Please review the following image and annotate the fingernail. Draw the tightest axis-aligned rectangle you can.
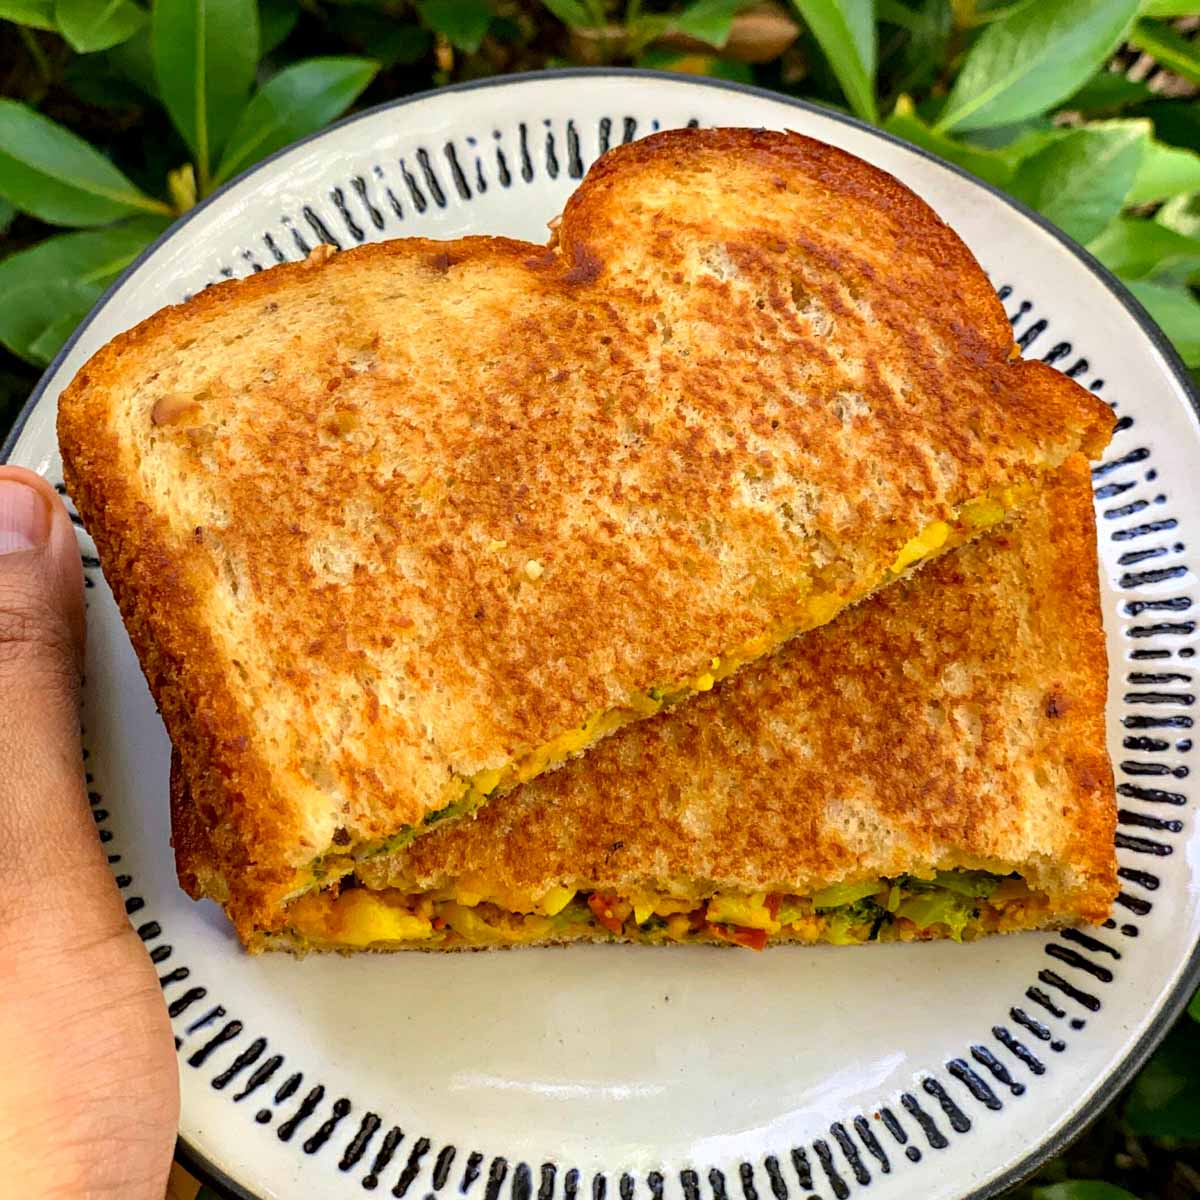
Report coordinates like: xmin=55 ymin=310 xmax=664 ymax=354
xmin=0 ymin=479 xmax=50 ymax=554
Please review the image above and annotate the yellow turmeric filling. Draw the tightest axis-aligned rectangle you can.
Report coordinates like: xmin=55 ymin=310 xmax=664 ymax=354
xmin=303 ymin=485 xmax=1028 ymax=889
xmin=283 ymin=871 xmax=1045 ymax=952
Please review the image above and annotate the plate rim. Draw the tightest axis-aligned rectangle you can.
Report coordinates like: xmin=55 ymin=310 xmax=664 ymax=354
xmin=8 ymin=66 xmax=1200 ymax=1200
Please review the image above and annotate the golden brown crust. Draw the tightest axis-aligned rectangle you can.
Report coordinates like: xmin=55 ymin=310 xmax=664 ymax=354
xmin=365 ymin=455 xmax=1116 ymax=927
xmin=62 ymin=128 xmax=1114 ymax=932
xmin=176 ymin=458 xmax=1116 ymax=945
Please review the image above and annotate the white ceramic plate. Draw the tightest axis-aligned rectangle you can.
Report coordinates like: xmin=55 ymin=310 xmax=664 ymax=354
xmin=7 ymin=70 xmax=1200 ymax=1200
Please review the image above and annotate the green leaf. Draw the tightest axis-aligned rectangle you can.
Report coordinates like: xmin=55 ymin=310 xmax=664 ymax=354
xmin=259 ymin=0 xmax=296 ymax=56
xmin=702 ymin=57 xmax=755 ymax=82
xmin=1062 ymin=70 xmax=1153 ymax=114
xmin=1140 ymin=0 xmax=1200 ymax=14
xmin=790 ymin=0 xmax=878 ymax=124
xmin=0 ymin=100 xmax=170 ymax=226
xmin=1088 ymin=216 xmax=1200 ymax=281
xmin=1130 ymin=19 xmax=1200 ymax=84
xmin=153 ymin=0 xmax=260 ymax=186
xmin=56 ymin=0 xmax=146 ymax=52
xmin=539 ymin=0 xmax=595 ymax=25
xmin=0 ymin=197 xmax=13 ymax=234
xmin=107 ymin=25 xmax=158 ymax=97
xmin=0 ymin=218 xmax=165 ymax=365
xmin=885 ymin=95 xmax=1018 ymax=187
xmin=65 ymin=52 xmax=152 ymax=107
xmin=1127 ymin=138 xmax=1200 ymax=204
xmin=961 ymin=117 xmax=1070 ymax=159
xmin=1124 ymin=1016 xmax=1200 ymax=1133
xmin=416 ymin=0 xmax=492 ymax=52
xmin=1010 ymin=120 xmax=1148 ymax=244
xmin=1128 ymin=281 xmax=1200 ymax=364
xmin=672 ymin=0 xmax=747 ymax=48
xmin=1188 ymin=986 xmax=1200 ymax=1022
xmin=625 ymin=11 xmax=670 ymax=52
xmin=214 ymin=56 xmax=378 ymax=186
xmin=1032 ymin=1185 xmax=1141 ymax=1200
xmin=936 ymin=0 xmax=1140 ymax=133
xmin=26 ymin=313 xmax=84 ymax=363
xmin=0 ymin=0 xmax=56 ymax=29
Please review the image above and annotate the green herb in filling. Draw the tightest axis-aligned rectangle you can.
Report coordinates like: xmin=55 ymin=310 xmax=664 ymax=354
xmin=893 ymin=891 xmax=974 ymax=941
xmin=550 ymin=901 xmax=595 ymax=928
xmin=811 ymin=879 xmax=884 ymax=909
xmin=825 ymin=897 xmax=887 ymax=944
xmin=813 ymin=870 xmax=1014 ymax=943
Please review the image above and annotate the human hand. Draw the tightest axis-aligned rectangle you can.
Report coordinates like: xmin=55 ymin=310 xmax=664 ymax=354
xmin=0 ymin=466 xmax=178 ymax=1198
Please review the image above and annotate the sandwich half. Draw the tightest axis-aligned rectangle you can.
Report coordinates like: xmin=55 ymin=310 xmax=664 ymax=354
xmin=172 ymin=455 xmax=1116 ymax=950
xmin=62 ymin=127 xmax=1113 ymax=937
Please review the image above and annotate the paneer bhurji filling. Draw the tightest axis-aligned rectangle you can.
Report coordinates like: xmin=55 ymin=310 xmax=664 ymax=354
xmin=281 ymin=870 xmax=1046 ymax=951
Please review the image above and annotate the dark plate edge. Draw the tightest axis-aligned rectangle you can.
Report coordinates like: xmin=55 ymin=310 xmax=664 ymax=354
xmin=175 ymin=1137 xmax=260 ymax=1200
xmin=6 ymin=66 xmax=1198 ymax=1200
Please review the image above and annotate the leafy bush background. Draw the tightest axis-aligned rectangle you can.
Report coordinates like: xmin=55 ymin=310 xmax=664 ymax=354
xmin=2 ymin=1 xmax=1199 ymax=1196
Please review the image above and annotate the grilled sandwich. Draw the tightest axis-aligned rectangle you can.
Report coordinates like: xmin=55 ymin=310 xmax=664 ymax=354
xmin=61 ymin=128 xmax=1113 ymax=937
xmin=173 ymin=456 xmax=1116 ymax=950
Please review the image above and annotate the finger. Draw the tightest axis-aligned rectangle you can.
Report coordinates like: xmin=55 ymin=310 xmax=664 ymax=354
xmin=0 ymin=466 xmax=121 ymax=935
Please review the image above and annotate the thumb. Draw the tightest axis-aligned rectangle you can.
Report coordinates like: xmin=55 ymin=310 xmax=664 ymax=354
xmin=0 ymin=467 xmax=179 ymax=1200
xmin=0 ymin=465 xmax=114 ymax=935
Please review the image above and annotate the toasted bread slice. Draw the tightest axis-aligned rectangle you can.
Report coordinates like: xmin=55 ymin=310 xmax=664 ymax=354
xmin=63 ymin=128 xmax=1113 ymax=935
xmin=176 ymin=457 xmax=1116 ymax=950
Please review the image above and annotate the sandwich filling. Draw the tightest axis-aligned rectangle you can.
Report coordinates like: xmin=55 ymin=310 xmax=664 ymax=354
xmin=302 ymin=486 xmax=1029 ymax=893
xmin=278 ymin=869 xmax=1049 ymax=952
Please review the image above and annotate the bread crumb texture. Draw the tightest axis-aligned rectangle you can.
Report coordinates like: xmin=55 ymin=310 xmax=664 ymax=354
xmin=60 ymin=129 xmax=1113 ymax=934
xmin=364 ymin=456 xmax=1117 ymax=932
